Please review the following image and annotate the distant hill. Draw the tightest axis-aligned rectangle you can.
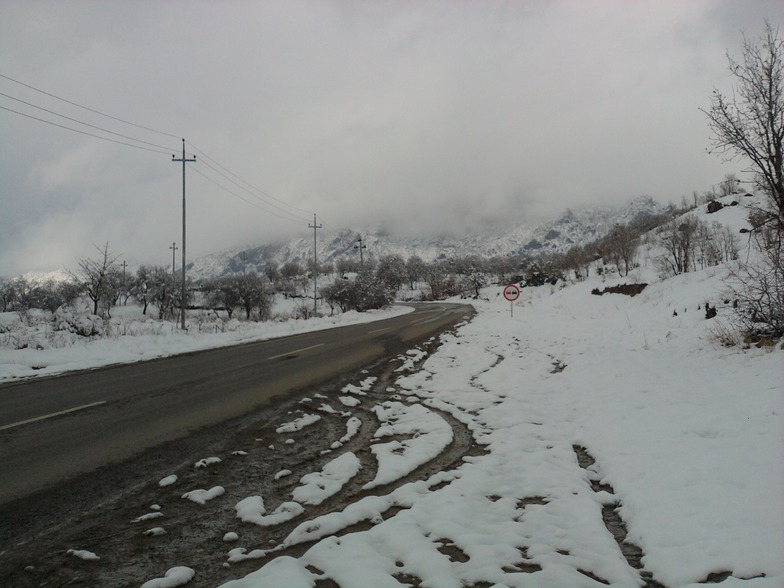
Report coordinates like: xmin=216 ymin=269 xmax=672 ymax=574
xmin=18 ymin=269 xmax=74 ymax=286
xmin=187 ymin=195 xmax=671 ymax=280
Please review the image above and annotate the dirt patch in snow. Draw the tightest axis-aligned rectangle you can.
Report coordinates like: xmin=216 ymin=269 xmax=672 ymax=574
xmin=591 ymin=283 xmax=648 ymax=297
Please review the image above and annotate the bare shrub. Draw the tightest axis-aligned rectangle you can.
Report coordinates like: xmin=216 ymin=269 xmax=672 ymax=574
xmin=726 ymin=240 xmax=783 ymax=339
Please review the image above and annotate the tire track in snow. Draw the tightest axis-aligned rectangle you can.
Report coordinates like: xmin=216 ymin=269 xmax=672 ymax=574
xmin=573 ymin=444 xmax=667 ymax=588
xmin=231 ymin=342 xmax=488 ymax=568
xmin=0 ymin=328 xmax=487 ymax=588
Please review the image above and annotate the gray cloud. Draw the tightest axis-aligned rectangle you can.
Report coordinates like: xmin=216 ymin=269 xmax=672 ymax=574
xmin=1 ymin=0 xmax=782 ymax=275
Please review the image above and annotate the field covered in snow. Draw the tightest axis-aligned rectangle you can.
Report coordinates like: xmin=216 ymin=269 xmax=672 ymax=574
xmin=2 ymin=195 xmax=782 ymax=587
xmin=209 ymin=198 xmax=783 ymax=587
xmin=212 ymin=268 xmax=781 ymax=588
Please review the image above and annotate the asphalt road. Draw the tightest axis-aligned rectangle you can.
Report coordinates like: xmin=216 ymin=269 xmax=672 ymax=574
xmin=0 ymin=302 xmax=472 ymax=505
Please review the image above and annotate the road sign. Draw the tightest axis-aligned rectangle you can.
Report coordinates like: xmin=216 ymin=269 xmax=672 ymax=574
xmin=503 ymin=284 xmax=520 ymax=301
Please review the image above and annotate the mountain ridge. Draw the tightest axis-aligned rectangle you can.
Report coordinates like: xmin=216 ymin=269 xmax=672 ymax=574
xmin=187 ymin=195 xmax=670 ymax=279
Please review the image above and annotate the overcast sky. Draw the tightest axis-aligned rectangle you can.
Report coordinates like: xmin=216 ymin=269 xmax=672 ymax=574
xmin=1 ymin=0 xmax=782 ymax=276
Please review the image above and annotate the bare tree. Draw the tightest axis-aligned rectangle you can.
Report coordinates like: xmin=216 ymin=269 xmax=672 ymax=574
xmin=702 ymin=21 xmax=784 ymax=224
xmin=146 ymin=266 xmax=185 ymax=321
xmin=235 ymin=272 xmax=272 ymax=320
xmin=321 ymin=274 xmax=393 ymax=312
xmin=560 ymin=245 xmax=594 ymax=281
xmin=133 ymin=265 xmax=155 ymax=315
xmin=726 ymin=239 xmax=784 ymax=338
xmin=68 ymin=243 xmax=119 ymax=315
xmin=487 ymin=255 xmax=523 ymax=283
xmin=1 ymin=278 xmax=27 ymax=312
xmin=405 ymin=255 xmax=427 ymax=289
xmin=280 ymin=261 xmax=303 ymax=279
xmin=718 ymin=173 xmax=741 ymax=196
xmin=376 ymin=254 xmax=407 ymax=290
xmin=203 ymin=276 xmax=241 ymax=319
xmin=423 ymin=261 xmax=458 ymax=300
xmin=0 ymin=278 xmax=13 ymax=311
xmin=656 ymin=218 xmax=699 ymax=276
xmin=204 ymin=273 xmax=272 ymax=320
xmin=264 ymin=260 xmax=281 ymax=282
xmin=336 ymin=257 xmax=360 ymax=276
xmin=602 ymin=224 xmax=639 ymax=277
xmin=27 ymin=280 xmax=82 ymax=312
xmin=714 ymin=223 xmax=740 ymax=263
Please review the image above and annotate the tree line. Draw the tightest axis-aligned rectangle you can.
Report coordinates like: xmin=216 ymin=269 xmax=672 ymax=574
xmin=0 ymin=201 xmax=734 ymax=318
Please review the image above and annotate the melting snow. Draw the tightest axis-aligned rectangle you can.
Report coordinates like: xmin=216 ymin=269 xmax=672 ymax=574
xmin=292 ymin=452 xmax=361 ymax=505
xmin=194 ymin=457 xmax=222 ymax=469
xmin=181 ymin=486 xmax=225 ymax=504
xmin=363 ymin=401 xmax=453 ymax=490
xmin=132 ymin=512 xmax=164 ymax=523
xmin=140 ymin=566 xmax=195 ymax=588
xmin=235 ymin=496 xmax=305 ymax=528
xmin=158 ymin=475 xmax=178 ymax=487
xmin=217 ymin=196 xmax=783 ymax=588
xmin=66 ymin=549 xmax=100 ymax=561
xmin=275 ymin=414 xmax=321 ymax=434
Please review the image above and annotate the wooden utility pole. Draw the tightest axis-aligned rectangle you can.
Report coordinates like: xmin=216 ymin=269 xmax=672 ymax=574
xmin=354 ymin=235 xmax=367 ymax=268
xmin=121 ymin=260 xmax=127 ymax=305
xmin=172 ymin=139 xmax=195 ymax=330
xmin=309 ymin=214 xmax=322 ymax=314
xmin=169 ymin=242 xmax=178 ymax=277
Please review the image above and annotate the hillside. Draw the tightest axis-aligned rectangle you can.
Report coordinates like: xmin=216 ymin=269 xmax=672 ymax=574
xmin=187 ymin=196 xmax=669 ymax=280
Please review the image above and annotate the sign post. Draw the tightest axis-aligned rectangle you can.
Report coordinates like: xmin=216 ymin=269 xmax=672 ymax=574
xmin=503 ymin=284 xmax=520 ymax=317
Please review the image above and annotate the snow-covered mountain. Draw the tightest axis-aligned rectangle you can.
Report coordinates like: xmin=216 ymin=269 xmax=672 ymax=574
xmin=188 ymin=196 xmax=670 ymax=280
xmin=18 ymin=269 xmax=74 ymax=286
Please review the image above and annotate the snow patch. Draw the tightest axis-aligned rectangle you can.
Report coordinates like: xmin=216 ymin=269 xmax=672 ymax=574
xmin=66 ymin=549 xmax=99 ymax=561
xmin=292 ymin=452 xmax=361 ymax=505
xmin=140 ymin=566 xmax=195 ymax=588
xmin=181 ymin=486 xmax=225 ymax=504
xmin=275 ymin=413 xmax=321 ymax=434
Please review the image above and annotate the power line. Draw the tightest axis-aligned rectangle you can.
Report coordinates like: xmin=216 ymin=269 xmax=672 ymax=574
xmin=0 ymin=91 xmax=175 ymax=152
xmin=0 ymin=105 xmax=172 ymax=155
xmin=195 ymin=157 xmax=309 ymax=223
xmin=0 ymin=72 xmax=180 ymax=139
xmin=316 ymin=215 xmax=342 ymax=233
xmin=189 ymin=142 xmax=313 ymax=217
xmin=190 ymin=165 xmax=303 ymax=222
xmin=1 ymin=73 xmax=334 ymax=238
xmin=189 ymin=165 xmax=306 ymax=224
xmin=3 ymin=102 xmax=322 ymax=229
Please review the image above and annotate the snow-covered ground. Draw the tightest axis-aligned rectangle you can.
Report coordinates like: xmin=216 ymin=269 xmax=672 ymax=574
xmin=213 ymin=274 xmax=781 ymax=587
xmin=0 ymin=302 xmax=414 ymax=382
xmin=212 ymin=197 xmax=782 ymax=587
xmin=5 ymin=194 xmax=783 ymax=587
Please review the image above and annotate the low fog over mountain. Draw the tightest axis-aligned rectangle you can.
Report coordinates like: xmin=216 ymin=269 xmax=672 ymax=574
xmin=188 ymin=196 xmax=669 ymax=280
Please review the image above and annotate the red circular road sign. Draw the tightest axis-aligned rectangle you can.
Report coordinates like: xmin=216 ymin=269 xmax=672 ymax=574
xmin=503 ymin=284 xmax=520 ymax=301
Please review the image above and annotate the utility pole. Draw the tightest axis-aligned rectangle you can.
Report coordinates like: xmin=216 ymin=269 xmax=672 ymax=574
xmin=172 ymin=139 xmax=196 ymax=330
xmin=308 ymin=213 xmax=322 ymax=314
xmin=169 ymin=242 xmax=178 ymax=277
xmin=354 ymin=235 xmax=367 ymax=268
xmin=242 ymin=251 xmax=247 ymax=277
xmin=121 ymin=260 xmax=127 ymax=305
